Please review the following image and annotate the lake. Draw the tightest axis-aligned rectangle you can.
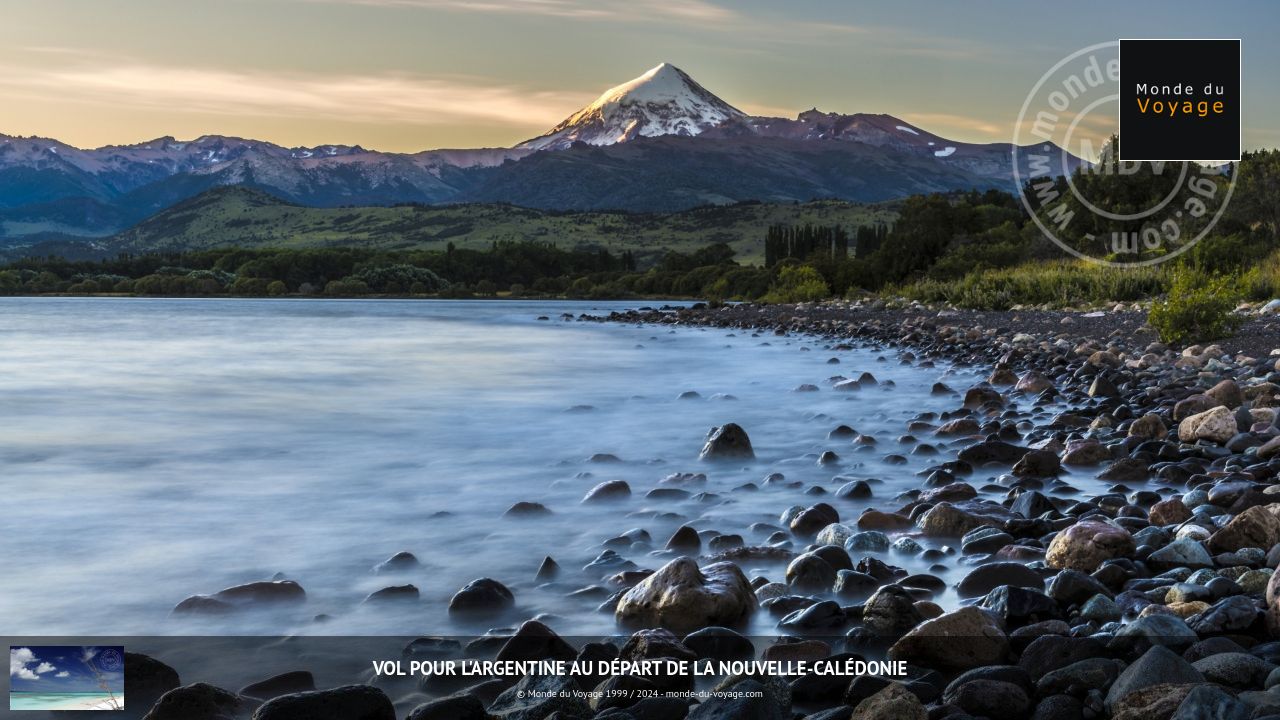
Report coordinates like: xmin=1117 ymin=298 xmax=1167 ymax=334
xmin=0 ymin=297 xmax=987 ymax=638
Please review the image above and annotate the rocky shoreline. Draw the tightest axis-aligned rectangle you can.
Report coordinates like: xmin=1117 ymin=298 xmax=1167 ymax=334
xmin=111 ymin=299 xmax=1280 ymax=719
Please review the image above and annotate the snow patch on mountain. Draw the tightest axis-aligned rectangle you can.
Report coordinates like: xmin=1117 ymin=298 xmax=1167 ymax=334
xmin=934 ymin=146 xmax=956 ymax=157
xmin=517 ymin=63 xmax=745 ymax=151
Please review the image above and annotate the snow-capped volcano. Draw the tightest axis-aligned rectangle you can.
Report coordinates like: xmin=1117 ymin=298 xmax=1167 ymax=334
xmin=517 ymin=63 xmax=745 ymax=151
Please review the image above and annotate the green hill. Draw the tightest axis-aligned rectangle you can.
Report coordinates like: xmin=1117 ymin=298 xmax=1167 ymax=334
xmin=105 ymin=186 xmax=895 ymax=265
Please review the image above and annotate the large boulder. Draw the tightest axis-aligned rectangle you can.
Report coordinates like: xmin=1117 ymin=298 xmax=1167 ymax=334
xmin=1177 ymin=406 xmax=1237 ymax=444
xmin=1104 ymin=646 xmax=1204 ymax=712
xmin=850 ymin=682 xmax=926 ymax=720
xmin=1206 ymin=505 xmax=1280 ymax=553
xmin=917 ymin=502 xmax=993 ymax=537
xmin=252 ymin=685 xmax=395 ymax=720
xmin=125 ymin=652 xmax=181 ymax=713
xmin=615 ymin=557 xmax=755 ymax=633
xmin=447 ymin=578 xmax=515 ymax=616
xmin=1045 ymin=521 xmax=1135 ymax=572
xmin=143 ymin=683 xmax=243 ymax=720
xmin=887 ymin=606 xmax=1010 ymax=672
xmin=488 ymin=675 xmax=589 ymax=720
xmin=700 ymin=424 xmax=754 ymax=460
xmin=862 ymin=585 xmax=925 ymax=637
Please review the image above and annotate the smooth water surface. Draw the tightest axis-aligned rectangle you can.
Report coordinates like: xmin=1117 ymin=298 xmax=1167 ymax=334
xmin=0 ymin=298 xmax=995 ymax=637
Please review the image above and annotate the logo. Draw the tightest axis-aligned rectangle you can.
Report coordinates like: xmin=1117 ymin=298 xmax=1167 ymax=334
xmin=1012 ymin=41 xmax=1237 ymax=267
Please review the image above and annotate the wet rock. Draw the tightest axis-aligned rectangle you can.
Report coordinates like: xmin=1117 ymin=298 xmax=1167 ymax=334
xmin=845 ymin=531 xmax=891 ymax=552
xmin=833 ymin=570 xmax=879 ymax=601
xmin=1149 ymin=498 xmax=1192 ymax=526
xmin=779 ymin=600 xmax=846 ymax=632
xmin=143 ymin=683 xmax=243 ymax=720
xmin=1104 ymin=645 xmax=1204 ymax=711
xmin=1192 ymin=651 xmax=1274 ymax=688
xmin=856 ymin=509 xmax=913 ymax=531
xmin=488 ymin=675 xmax=589 ymax=720
xmin=785 ymin=553 xmax=837 ymax=592
xmin=615 ymin=557 xmax=755 ymax=633
xmin=447 ymin=578 xmax=514 ymax=616
xmin=849 ymin=682 xmax=925 ymax=720
xmin=1036 ymin=657 xmax=1122 ymax=697
xmin=1189 ymin=595 xmax=1262 ymax=634
xmin=683 ymin=627 xmax=754 ymax=661
xmin=957 ymin=439 xmax=1026 ymax=465
xmin=1147 ymin=538 xmax=1214 ymax=570
xmin=937 ymin=418 xmax=981 ymax=435
xmin=1017 ymin=635 xmax=1106 ymax=678
xmin=1079 ymin=594 xmax=1122 ymax=623
xmin=497 ymin=620 xmax=577 ymax=663
xmin=665 ymin=526 xmax=701 ymax=553
xmin=406 ymin=695 xmax=487 ymax=720
xmin=1046 ymin=568 xmax=1113 ymax=606
xmin=917 ymin=502 xmax=989 ymax=537
xmin=887 ymin=606 xmax=1010 ymax=671
xmin=815 ymin=523 xmax=855 ymax=547
xmin=373 ymin=551 xmax=419 ymax=573
xmin=505 ymin=502 xmax=553 ymax=517
xmin=239 ymin=672 xmax=315 ymax=702
xmin=252 ymin=685 xmax=395 ymax=720
xmin=1128 ymin=413 xmax=1168 ymax=440
xmin=1169 ymin=683 xmax=1250 ymax=720
xmin=1013 ymin=450 xmax=1061 ymax=477
xmin=1206 ymin=379 xmax=1244 ymax=408
xmin=943 ymin=679 xmax=1030 ymax=720
xmin=957 ymin=563 xmax=1044 ymax=598
xmin=1061 ymin=439 xmax=1111 ymax=465
xmin=1178 ymin=406 xmax=1237 ymax=444
xmin=862 ymin=585 xmax=925 ymax=637
xmin=535 ymin=556 xmax=560 ymax=581
xmin=1112 ymin=613 xmax=1199 ymax=650
xmin=1016 ymin=372 xmax=1054 ymax=394
xmin=979 ymin=585 xmax=1059 ymax=625
xmin=125 ymin=652 xmax=181 ymax=712
xmin=700 ymin=424 xmax=754 ymax=460
xmin=1045 ymin=521 xmax=1135 ymax=572
xmin=583 ymin=480 xmax=631 ymax=503
xmin=1109 ymin=683 xmax=1196 ymax=720
xmin=960 ymin=526 xmax=1015 ymax=554
xmin=1207 ymin=505 xmax=1280 ymax=553
xmin=619 ymin=628 xmax=697 ymax=662
xmin=363 ymin=584 xmax=418 ymax=603
xmin=964 ymin=385 xmax=1005 ymax=409
xmin=791 ymin=504 xmax=840 ymax=536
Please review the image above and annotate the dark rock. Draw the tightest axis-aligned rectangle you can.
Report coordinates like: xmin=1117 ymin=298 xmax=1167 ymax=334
xmin=143 ymin=683 xmax=242 ymax=720
xmin=252 ymin=685 xmax=395 ymax=720
xmin=957 ymin=562 xmax=1044 ymax=598
xmin=447 ymin=578 xmax=515 ymax=616
xmin=239 ymin=671 xmax=316 ymax=701
xmin=406 ymin=695 xmax=487 ymax=720
xmin=1104 ymin=645 xmax=1204 ymax=711
xmin=700 ymin=424 xmax=755 ymax=460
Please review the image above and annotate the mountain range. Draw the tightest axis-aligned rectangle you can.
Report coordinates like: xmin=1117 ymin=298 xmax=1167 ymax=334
xmin=0 ymin=63 xmax=1079 ymax=251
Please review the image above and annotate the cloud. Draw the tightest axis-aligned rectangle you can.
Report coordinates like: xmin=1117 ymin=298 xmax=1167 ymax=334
xmin=56 ymin=671 xmax=70 ymax=678
xmin=901 ymin=113 xmax=1007 ymax=137
xmin=35 ymin=662 xmax=57 ymax=674
xmin=297 ymin=0 xmax=735 ymax=23
xmin=10 ymin=648 xmax=40 ymax=681
xmin=0 ymin=61 xmax=591 ymax=129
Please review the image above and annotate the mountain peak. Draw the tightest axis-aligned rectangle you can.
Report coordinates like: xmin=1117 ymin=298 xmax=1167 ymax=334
xmin=517 ymin=63 xmax=744 ymax=151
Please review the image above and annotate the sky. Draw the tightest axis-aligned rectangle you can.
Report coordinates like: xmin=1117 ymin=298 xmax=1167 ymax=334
xmin=1 ymin=0 xmax=1277 ymax=153
xmin=9 ymin=646 xmax=123 ymax=694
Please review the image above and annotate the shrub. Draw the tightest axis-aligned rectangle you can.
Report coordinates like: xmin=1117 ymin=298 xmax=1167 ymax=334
xmin=1147 ymin=266 xmax=1243 ymax=345
xmin=763 ymin=265 xmax=831 ymax=304
xmin=352 ymin=264 xmax=447 ymax=293
xmin=267 ymin=280 xmax=288 ymax=296
xmin=323 ymin=278 xmax=370 ymax=296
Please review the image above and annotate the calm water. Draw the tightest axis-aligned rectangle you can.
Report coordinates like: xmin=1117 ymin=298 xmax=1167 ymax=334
xmin=0 ymin=298 xmax=997 ymax=638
